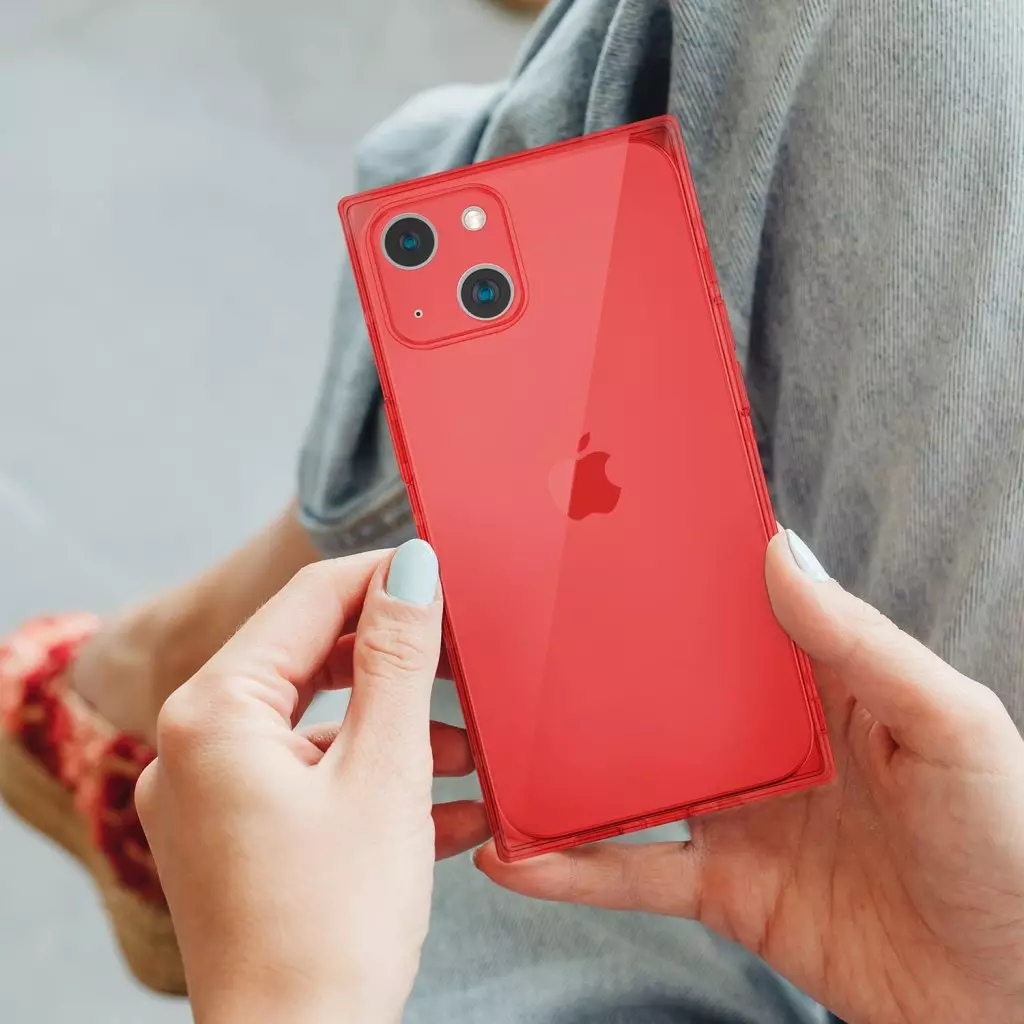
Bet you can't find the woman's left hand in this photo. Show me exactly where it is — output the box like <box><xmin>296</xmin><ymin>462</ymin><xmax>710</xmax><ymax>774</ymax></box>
<box><xmin>477</xmin><ymin>531</ymin><xmax>1024</xmax><ymax>1024</ymax></box>
<box><xmin>136</xmin><ymin>540</ymin><xmax>489</xmax><ymax>1024</ymax></box>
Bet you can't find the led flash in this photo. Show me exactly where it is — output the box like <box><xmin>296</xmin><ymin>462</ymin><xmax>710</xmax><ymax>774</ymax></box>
<box><xmin>461</xmin><ymin>206</ymin><xmax>487</xmax><ymax>231</ymax></box>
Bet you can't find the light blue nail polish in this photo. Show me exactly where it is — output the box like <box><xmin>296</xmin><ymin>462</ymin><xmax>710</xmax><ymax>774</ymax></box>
<box><xmin>386</xmin><ymin>539</ymin><xmax>439</xmax><ymax>606</ymax></box>
<box><xmin>786</xmin><ymin>529</ymin><xmax>830</xmax><ymax>582</ymax></box>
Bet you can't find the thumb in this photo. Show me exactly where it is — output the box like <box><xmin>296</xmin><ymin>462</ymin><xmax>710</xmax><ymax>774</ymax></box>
<box><xmin>324</xmin><ymin>539</ymin><xmax>443</xmax><ymax>775</ymax></box>
<box><xmin>766</xmin><ymin>529</ymin><xmax>1006</xmax><ymax>761</ymax></box>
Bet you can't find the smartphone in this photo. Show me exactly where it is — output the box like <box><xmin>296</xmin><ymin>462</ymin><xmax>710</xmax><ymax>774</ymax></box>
<box><xmin>339</xmin><ymin>116</ymin><xmax>834</xmax><ymax>860</ymax></box>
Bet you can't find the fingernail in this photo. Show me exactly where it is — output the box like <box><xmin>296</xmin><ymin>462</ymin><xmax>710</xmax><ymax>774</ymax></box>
<box><xmin>472</xmin><ymin>843</ymin><xmax>498</xmax><ymax>871</ymax></box>
<box><xmin>385</xmin><ymin>539</ymin><xmax>439</xmax><ymax>606</ymax></box>
<box><xmin>785</xmin><ymin>530</ymin><xmax>830</xmax><ymax>582</ymax></box>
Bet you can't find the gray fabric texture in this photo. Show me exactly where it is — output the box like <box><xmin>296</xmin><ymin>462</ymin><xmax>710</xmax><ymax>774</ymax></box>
<box><xmin>296</xmin><ymin>1</ymin><xmax>1024</xmax><ymax>1020</ymax></box>
<box><xmin>299</xmin><ymin>0</ymin><xmax>1024</xmax><ymax>723</ymax></box>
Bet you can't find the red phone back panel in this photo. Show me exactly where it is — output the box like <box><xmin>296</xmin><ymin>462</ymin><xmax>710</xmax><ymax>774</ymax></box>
<box><xmin>340</xmin><ymin>117</ymin><xmax>833</xmax><ymax>859</ymax></box>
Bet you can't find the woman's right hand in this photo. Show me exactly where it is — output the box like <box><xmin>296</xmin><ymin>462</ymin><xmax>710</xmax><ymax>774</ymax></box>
<box><xmin>136</xmin><ymin>543</ymin><xmax>489</xmax><ymax>1023</ymax></box>
<box><xmin>479</xmin><ymin>529</ymin><xmax>1024</xmax><ymax>1024</ymax></box>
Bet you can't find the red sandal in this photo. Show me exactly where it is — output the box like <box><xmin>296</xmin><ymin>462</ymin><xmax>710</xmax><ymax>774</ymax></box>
<box><xmin>0</xmin><ymin>616</ymin><xmax>184</xmax><ymax>994</ymax></box>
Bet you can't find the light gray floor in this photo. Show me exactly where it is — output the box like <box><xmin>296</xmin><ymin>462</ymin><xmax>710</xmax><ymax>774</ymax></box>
<box><xmin>0</xmin><ymin>3</ymin><xmax>527</xmax><ymax>1019</ymax></box>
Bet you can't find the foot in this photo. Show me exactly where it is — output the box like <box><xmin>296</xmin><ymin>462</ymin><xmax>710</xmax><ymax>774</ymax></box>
<box><xmin>68</xmin><ymin>600</ymin><xmax>209</xmax><ymax>746</ymax></box>
<box><xmin>71</xmin><ymin>504</ymin><xmax>322</xmax><ymax>744</ymax></box>
<box><xmin>0</xmin><ymin>615</ymin><xmax>184</xmax><ymax>993</ymax></box>
<box><xmin>0</xmin><ymin>506</ymin><xmax>320</xmax><ymax>994</ymax></box>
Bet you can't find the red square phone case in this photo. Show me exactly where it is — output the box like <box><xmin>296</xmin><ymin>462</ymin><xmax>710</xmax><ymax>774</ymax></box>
<box><xmin>339</xmin><ymin>116</ymin><xmax>834</xmax><ymax>861</ymax></box>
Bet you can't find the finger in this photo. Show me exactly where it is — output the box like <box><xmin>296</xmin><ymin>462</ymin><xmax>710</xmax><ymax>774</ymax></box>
<box><xmin>427</xmin><ymin>720</ymin><xmax>475</xmax><ymax>776</ymax></box>
<box><xmin>311</xmin><ymin>631</ymin><xmax>452</xmax><ymax>693</ymax></box>
<box><xmin>474</xmin><ymin>840</ymin><xmax>701</xmax><ymax>917</ymax></box>
<box><xmin>765</xmin><ymin>530</ymin><xmax>1009</xmax><ymax>759</ymax></box>
<box><xmin>292</xmin><ymin>629</ymin><xmax>445</xmax><ymax>726</ymax></box>
<box><xmin>300</xmin><ymin>719</ymin><xmax>475</xmax><ymax>776</ymax></box>
<box><xmin>323</xmin><ymin>539</ymin><xmax>443</xmax><ymax>773</ymax></box>
<box><xmin>434</xmin><ymin>800</ymin><xmax>491</xmax><ymax>860</ymax></box>
<box><xmin>192</xmin><ymin>551</ymin><xmax>389</xmax><ymax>729</ymax></box>
<box><xmin>289</xmin><ymin>634</ymin><xmax>358</xmax><ymax>724</ymax></box>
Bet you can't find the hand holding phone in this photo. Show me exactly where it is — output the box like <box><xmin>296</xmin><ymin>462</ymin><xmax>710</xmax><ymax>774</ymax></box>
<box><xmin>136</xmin><ymin>544</ymin><xmax>489</xmax><ymax>1022</ymax></box>
<box><xmin>478</xmin><ymin>530</ymin><xmax>1024</xmax><ymax>1024</ymax></box>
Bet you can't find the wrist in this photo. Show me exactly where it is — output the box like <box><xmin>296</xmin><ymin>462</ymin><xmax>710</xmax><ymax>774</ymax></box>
<box><xmin>193</xmin><ymin>976</ymin><xmax>405</xmax><ymax>1024</ymax></box>
<box><xmin>190</xmin><ymin>958</ymin><xmax>413</xmax><ymax>1024</ymax></box>
<box><xmin>179</xmin><ymin>934</ymin><xmax>420</xmax><ymax>1024</ymax></box>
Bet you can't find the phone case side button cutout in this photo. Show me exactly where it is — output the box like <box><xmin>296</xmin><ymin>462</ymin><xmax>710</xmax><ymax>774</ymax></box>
<box><xmin>394</xmin><ymin>436</ymin><xmax>412</xmax><ymax>487</ymax></box>
<box><xmin>382</xmin><ymin>396</ymin><xmax>412</xmax><ymax>486</ymax></box>
<box><xmin>713</xmin><ymin>296</ymin><xmax>750</xmax><ymax>415</ymax></box>
<box><xmin>733</xmin><ymin>355</ymin><xmax>751</xmax><ymax>416</ymax></box>
<box><xmin>699</xmin><ymin>245</ymin><xmax>715</xmax><ymax>285</ymax></box>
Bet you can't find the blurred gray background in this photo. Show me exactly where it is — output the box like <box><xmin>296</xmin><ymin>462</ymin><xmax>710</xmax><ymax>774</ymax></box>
<box><xmin>0</xmin><ymin>2</ymin><xmax>527</xmax><ymax>1019</ymax></box>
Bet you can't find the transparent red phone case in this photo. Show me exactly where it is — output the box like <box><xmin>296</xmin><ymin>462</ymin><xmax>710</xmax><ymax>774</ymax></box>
<box><xmin>339</xmin><ymin>116</ymin><xmax>834</xmax><ymax>861</ymax></box>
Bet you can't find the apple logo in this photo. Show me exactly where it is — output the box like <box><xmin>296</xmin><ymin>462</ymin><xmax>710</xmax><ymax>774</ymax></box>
<box><xmin>547</xmin><ymin>432</ymin><xmax>622</xmax><ymax>520</ymax></box>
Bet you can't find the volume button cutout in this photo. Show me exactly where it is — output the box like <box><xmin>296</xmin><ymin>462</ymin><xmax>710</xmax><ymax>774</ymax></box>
<box><xmin>713</xmin><ymin>295</ymin><xmax>749</xmax><ymax>415</ymax></box>
<box><xmin>382</xmin><ymin>395</ymin><xmax>411</xmax><ymax>485</ymax></box>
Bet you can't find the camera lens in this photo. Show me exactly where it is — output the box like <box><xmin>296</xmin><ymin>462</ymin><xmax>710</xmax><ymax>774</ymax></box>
<box><xmin>382</xmin><ymin>215</ymin><xmax>436</xmax><ymax>269</ymax></box>
<box><xmin>459</xmin><ymin>265</ymin><xmax>513</xmax><ymax>320</ymax></box>
<box><xmin>472</xmin><ymin>280</ymin><xmax>497</xmax><ymax>304</ymax></box>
